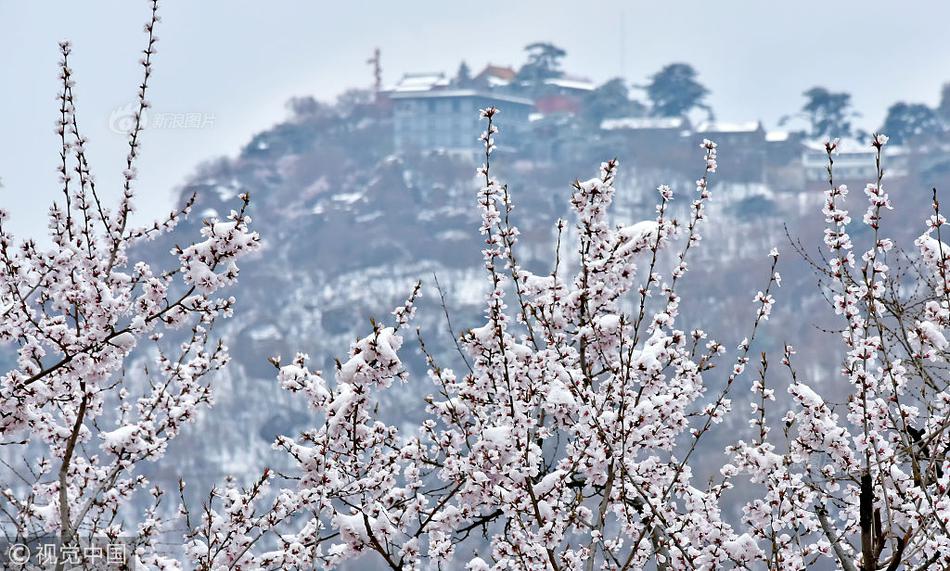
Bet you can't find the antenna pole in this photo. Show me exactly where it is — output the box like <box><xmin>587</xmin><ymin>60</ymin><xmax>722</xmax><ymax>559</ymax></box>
<box><xmin>620</xmin><ymin>12</ymin><xmax>626</xmax><ymax>78</ymax></box>
<box><xmin>367</xmin><ymin>48</ymin><xmax>382</xmax><ymax>100</ymax></box>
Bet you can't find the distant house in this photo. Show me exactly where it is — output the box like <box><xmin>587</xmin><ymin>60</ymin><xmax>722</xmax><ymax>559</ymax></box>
<box><xmin>389</xmin><ymin>88</ymin><xmax>533</xmax><ymax>157</ymax></box>
<box><xmin>534</xmin><ymin>76</ymin><xmax>595</xmax><ymax>115</ymax></box>
<box><xmin>543</xmin><ymin>76</ymin><xmax>596</xmax><ymax>94</ymax></box>
<box><xmin>600</xmin><ymin>116</ymin><xmax>693</xmax><ymax>170</ymax></box>
<box><xmin>602</xmin><ymin>116</ymin><xmax>690</xmax><ymax>133</ymax></box>
<box><xmin>802</xmin><ymin>140</ymin><xmax>880</xmax><ymax>183</ymax></box>
<box><xmin>801</xmin><ymin>139</ymin><xmax>909</xmax><ymax>189</ymax></box>
<box><xmin>764</xmin><ymin>131</ymin><xmax>806</xmax><ymax>191</ymax></box>
<box><xmin>527</xmin><ymin>113</ymin><xmax>589</xmax><ymax>163</ymax></box>
<box><xmin>473</xmin><ymin>64</ymin><xmax>517</xmax><ymax>89</ymax></box>
<box><xmin>389</xmin><ymin>72</ymin><xmax>451</xmax><ymax>93</ymax></box>
<box><xmin>695</xmin><ymin>121</ymin><xmax>765</xmax><ymax>145</ymax></box>
<box><xmin>695</xmin><ymin>121</ymin><xmax>767</xmax><ymax>181</ymax></box>
<box><xmin>764</xmin><ymin>130</ymin><xmax>804</xmax><ymax>165</ymax></box>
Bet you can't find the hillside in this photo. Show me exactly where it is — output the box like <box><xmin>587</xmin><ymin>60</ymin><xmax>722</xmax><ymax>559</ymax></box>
<box><xmin>128</xmin><ymin>94</ymin><xmax>935</xmax><ymax>538</ymax></box>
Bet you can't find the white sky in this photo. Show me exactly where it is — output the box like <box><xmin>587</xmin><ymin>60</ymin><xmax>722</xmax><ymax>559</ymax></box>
<box><xmin>2</xmin><ymin>0</ymin><xmax>949</xmax><ymax>239</ymax></box>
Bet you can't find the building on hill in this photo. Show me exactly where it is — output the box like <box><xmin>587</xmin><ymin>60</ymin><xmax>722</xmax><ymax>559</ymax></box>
<box><xmin>389</xmin><ymin>89</ymin><xmax>533</xmax><ymax>157</ymax></box>
<box><xmin>802</xmin><ymin>139</ymin><xmax>875</xmax><ymax>183</ymax></box>
<box><xmin>695</xmin><ymin>121</ymin><xmax>765</xmax><ymax>146</ymax></box>
<box><xmin>764</xmin><ymin>130</ymin><xmax>805</xmax><ymax>166</ymax></box>
<box><xmin>695</xmin><ymin>121</ymin><xmax>767</xmax><ymax>182</ymax></box>
<box><xmin>526</xmin><ymin>113</ymin><xmax>590</xmax><ymax>163</ymax></box>
<box><xmin>533</xmin><ymin>76</ymin><xmax>596</xmax><ymax>115</ymax></box>
<box><xmin>801</xmin><ymin>139</ymin><xmax>908</xmax><ymax>188</ymax></box>
<box><xmin>389</xmin><ymin>72</ymin><xmax>451</xmax><ymax>93</ymax></box>
<box><xmin>599</xmin><ymin>117</ymin><xmax>694</xmax><ymax>171</ymax></box>
<box><xmin>543</xmin><ymin>76</ymin><xmax>596</xmax><ymax>94</ymax></box>
<box><xmin>763</xmin><ymin>130</ymin><xmax>807</xmax><ymax>191</ymax></box>
<box><xmin>601</xmin><ymin>116</ymin><xmax>690</xmax><ymax>134</ymax></box>
<box><xmin>473</xmin><ymin>64</ymin><xmax>517</xmax><ymax>89</ymax></box>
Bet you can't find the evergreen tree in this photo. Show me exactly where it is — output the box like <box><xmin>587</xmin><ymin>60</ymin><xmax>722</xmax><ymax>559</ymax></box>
<box><xmin>791</xmin><ymin>86</ymin><xmax>858</xmax><ymax>139</ymax></box>
<box><xmin>938</xmin><ymin>82</ymin><xmax>950</xmax><ymax>125</ymax></box>
<box><xmin>583</xmin><ymin>77</ymin><xmax>645</xmax><ymax>125</ymax></box>
<box><xmin>643</xmin><ymin>63</ymin><xmax>712</xmax><ymax>118</ymax></box>
<box><xmin>516</xmin><ymin>42</ymin><xmax>566</xmax><ymax>86</ymax></box>
<box><xmin>455</xmin><ymin>60</ymin><xmax>472</xmax><ymax>87</ymax></box>
<box><xmin>881</xmin><ymin>102</ymin><xmax>943</xmax><ymax>145</ymax></box>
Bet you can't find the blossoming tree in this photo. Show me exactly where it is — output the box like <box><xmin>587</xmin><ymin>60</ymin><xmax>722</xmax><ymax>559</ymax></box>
<box><xmin>724</xmin><ymin>136</ymin><xmax>950</xmax><ymax>571</ymax></box>
<box><xmin>7</xmin><ymin>3</ymin><xmax>950</xmax><ymax>571</ymax></box>
<box><xmin>176</xmin><ymin>108</ymin><xmax>950</xmax><ymax>571</ymax></box>
<box><xmin>176</xmin><ymin>107</ymin><xmax>767</xmax><ymax>570</ymax></box>
<box><xmin>0</xmin><ymin>2</ymin><xmax>259</xmax><ymax>567</ymax></box>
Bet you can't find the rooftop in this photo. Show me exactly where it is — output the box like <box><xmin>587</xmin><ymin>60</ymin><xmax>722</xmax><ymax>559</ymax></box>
<box><xmin>696</xmin><ymin>121</ymin><xmax>763</xmax><ymax>133</ymax></box>
<box><xmin>544</xmin><ymin>76</ymin><xmax>596</xmax><ymax>91</ymax></box>
<box><xmin>802</xmin><ymin>138</ymin><xmax>875</xmax><ymax>154</ymax></box>
<box><xmin>600</xmin><ymin>117</ymin><xmax>687</xmax><ymax>131</ymax></box>
<box><xmin>389</xmin><ymin>72</ymin><xmax>450</xmax><ymax>93</ymax></box>
<box><xmin>765</xmin><ymin>130</ymin><xmax>790</xmax><ymax>142</ymax></box>
<box><xmin>476</xmin><ymin>64</ymin><xmax>517</xmax><ymax>82</ymax></box>
<box><xmin>388</xmin><ymin>89</ymin><xmax>533</xmax><ymax>106</ymax></box>
<box><xmin>802</xmin><ymin>137</ymin><xmax>907</xmax><ymax>160</ymax></box>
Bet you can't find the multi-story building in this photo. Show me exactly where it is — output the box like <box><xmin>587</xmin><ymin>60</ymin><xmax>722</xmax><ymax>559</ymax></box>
<box><xmin>388</xmin><ymin>73</ymin><xmax>533</xmax><ymax>157</ymax></box>
<box><xmin>695</xmin><ymin>121</ymin><xmax>767</xmax><ymax>182</ymax></box>
<box><xmin>801</xmin><ymin>139</ymin><xmax>907</xmax><ymax>185</ymax></box>
<box><xmin>600</xmin><ymin>116</ymin><xmax>694</xmax><ymax>171</ymax></box>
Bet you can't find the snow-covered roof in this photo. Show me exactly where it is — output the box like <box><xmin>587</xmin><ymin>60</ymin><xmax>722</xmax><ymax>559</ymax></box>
<box><xmin>802</xmin><ymin>137</ymin><xmax>906</xmax><ymax>166</ymax></box>
<box><xmin>696</xmin><ymin>121</ymin><xmax>762</xmax><ymax>133</ymax></box>
<box><xmin>600</xmin><ymin>117</ymin><xmax>686</xmax><ymax>131</ymax></box>
<box><xmin>389</xmin><ymin>72</ymin><xmax>450</xmax><ymax>93</ymax></box>
<box><xmin>476</xmin><ymin>64</ymin><xmax>517</xmax><ymax>82</ymax></box>
<box><xmin>544</xmin><ymin>76</ymin><xmax>596</xmax><ymax>91</ymax></box>
<box><xmin>388</xmin><ymin>89</ymin><xmax>533</xmax><ymax>106</ymax></box>
<box><xmin>765</xmin><ymin>130</ymin><xmax>790</xmax><ymax>142</ymax></box>
<box><xmin>802</xmin><ymin>138</ymin><xmax>876</xmax><ymax>154</ymax></box>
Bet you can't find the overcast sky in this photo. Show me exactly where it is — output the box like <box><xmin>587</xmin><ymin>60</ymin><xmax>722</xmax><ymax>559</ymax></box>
<box><xmin>2</xmin><ymin>1</ymin><xmax>950</xmax><ymax>239</ymax></box>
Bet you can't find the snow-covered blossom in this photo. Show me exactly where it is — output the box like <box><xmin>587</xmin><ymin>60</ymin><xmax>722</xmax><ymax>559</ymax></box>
<box><xmin>179</xmin><ymin>112</ymin><xmax>761</xmax><ymax>570</ymax></box>
<box><xmin>11</xmin><ymin>29</ymin><xmax>950</xmax><ymax>568</ymax></box>
<box><xmin>725</xmin><ymin>135</ymin><xmax>950</xmax><ymax>570</ymax></box>
<box><xmin>181</xmin><ymin>118</ymin><xmax>950</xmax><ymax>571</ymax></box>
<box><xmin>0</xmin><ymin>2</ymin><xmax>259</xmax><ymax>560</ymax></box>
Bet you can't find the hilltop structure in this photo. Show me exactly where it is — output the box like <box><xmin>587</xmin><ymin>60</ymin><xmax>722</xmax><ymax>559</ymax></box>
<box><xmin>380</xmin><ymin>63</ymin><xmax>929</xmax><ymax>190</ymax></box>
<box><xmin>387</xmin><ymin>71</ymin><xmax>533</xmax><ymax>157</ymax></box>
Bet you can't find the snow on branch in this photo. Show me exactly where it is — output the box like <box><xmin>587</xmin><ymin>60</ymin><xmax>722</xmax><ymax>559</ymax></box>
<box><xmin>0</xmin><ymin>1</ymin><xmax>259</xmax><ymax>566</ymax></box>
